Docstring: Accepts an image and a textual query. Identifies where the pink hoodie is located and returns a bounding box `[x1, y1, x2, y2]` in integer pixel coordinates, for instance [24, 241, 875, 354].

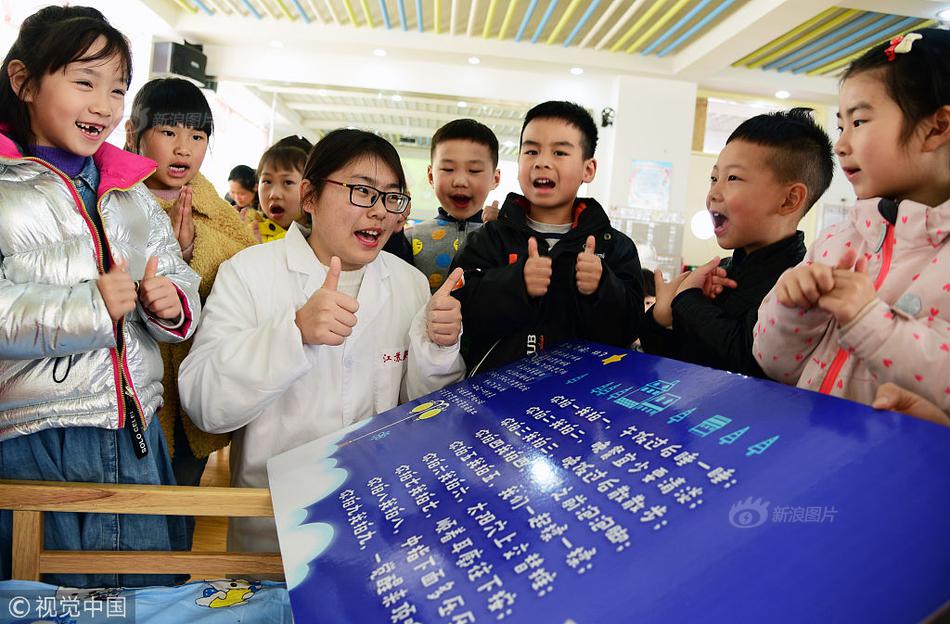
[754, 196, 950, 412]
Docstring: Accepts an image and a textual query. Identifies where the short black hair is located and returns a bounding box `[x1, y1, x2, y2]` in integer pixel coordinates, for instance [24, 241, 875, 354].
[273, 134, 314, 155]
[843, 28, 950, 143]
[521, 101, 598, 159]
[258, 144, 308, 177]
[302, 129, 407, 202]
[126, 77, 213, 152]
[641, 269, 656, 297]
[430, 119, 499, 167]
[726, 107, 833, 213]
[228, 165, 257, 190]
[0, 5, 132, 152]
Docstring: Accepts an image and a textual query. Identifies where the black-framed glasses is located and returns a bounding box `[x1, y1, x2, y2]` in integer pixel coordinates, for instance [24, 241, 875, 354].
[322, 179, 411, 214]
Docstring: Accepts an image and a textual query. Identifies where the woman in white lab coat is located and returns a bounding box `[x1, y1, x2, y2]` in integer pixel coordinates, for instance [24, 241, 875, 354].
[178, 129, 466, 552]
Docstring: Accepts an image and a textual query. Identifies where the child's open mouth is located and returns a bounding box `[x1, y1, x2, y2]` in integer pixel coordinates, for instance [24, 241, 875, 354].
[268, 206, 285, 219]
[168, 162, 191, 178]
[355, 228, 382, 248]
[533, 178, 556, 189]
[449, 194, 472, 210]
[842, 167, 860, 180]
[76, 122, 104, 139]
[710, 211, 728, 235]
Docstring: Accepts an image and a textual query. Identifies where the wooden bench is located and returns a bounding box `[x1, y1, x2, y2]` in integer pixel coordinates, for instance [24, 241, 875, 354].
[0, 480, 282, 580]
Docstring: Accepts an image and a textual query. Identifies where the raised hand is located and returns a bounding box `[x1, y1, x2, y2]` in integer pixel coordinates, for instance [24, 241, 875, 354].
[294, 256, 360, 346]
[170, 186, 195, 261]
[675, 257, 722, 296]
[427, 267, 464, 346]
[702, 265, 737, 300]
[575, 235, 603, 296]
[96, 257, 137, 322]
[819, 253, 874, 326]
[651, 269, 690, 328]
[776, 248, 856, 309]
[482, 199, 500, 223]
[524, 237, 552, 298]
[138, 256, 183, 320]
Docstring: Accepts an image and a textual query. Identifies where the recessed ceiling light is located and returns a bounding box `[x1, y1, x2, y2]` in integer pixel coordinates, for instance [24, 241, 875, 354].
[775, 90, 791, 99]
[457, 101, 468, 108]
[269, 40, 284, 49]
[468, 56, 480, 65]
[391, 94, 403, 102]
[374, 48, 387, 57]
[938, 8, 950, 20]
[570, 67, 584, 75]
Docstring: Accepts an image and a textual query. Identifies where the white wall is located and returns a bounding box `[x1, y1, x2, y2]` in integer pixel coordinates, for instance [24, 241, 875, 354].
[599, 75, 698, 214]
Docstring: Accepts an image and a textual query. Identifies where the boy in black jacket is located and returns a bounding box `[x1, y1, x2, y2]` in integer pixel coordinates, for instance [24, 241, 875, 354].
[640, 108, 834, 377]
[451, 101, 643, 374]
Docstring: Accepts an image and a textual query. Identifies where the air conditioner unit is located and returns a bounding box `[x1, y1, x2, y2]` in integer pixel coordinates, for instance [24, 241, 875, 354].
[151, 41, 209, 87]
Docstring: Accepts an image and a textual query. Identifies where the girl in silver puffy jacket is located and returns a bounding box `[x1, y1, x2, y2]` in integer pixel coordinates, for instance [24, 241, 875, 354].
[0, 6, 201, 587]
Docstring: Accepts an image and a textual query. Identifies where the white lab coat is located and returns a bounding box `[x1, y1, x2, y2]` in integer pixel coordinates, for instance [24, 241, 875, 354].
[178, 224, 465, 551]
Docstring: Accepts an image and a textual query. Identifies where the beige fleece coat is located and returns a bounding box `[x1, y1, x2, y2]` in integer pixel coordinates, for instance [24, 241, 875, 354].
[154, 172, 257, 458]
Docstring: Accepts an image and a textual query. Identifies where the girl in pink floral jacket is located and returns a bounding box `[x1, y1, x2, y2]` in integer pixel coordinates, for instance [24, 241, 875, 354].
[754, 28, 950, 414]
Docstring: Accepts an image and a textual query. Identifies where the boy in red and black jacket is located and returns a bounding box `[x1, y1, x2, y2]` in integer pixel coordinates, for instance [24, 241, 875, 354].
[451, 101, 643, 374]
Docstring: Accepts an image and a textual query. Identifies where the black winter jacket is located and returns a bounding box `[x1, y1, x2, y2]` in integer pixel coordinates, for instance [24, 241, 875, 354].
[450, 192, 643, 374]
[639, 231, 806, 377]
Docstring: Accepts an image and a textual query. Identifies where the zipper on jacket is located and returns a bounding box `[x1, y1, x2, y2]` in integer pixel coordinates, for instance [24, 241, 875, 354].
[27, 157, 148, 456]
[97, 189, 150, 459]
[819, 223, 896, 395]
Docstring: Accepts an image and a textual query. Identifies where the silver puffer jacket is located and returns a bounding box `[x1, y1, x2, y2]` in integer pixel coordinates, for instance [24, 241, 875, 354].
[0, 134, 201, 441]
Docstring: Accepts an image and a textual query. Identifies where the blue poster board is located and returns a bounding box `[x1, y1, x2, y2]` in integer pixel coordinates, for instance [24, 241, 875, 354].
[267, 342, 950, 623]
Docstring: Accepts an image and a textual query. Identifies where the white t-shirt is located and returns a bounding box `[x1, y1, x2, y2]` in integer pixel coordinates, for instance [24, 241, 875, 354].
[527, 216, 572, 249]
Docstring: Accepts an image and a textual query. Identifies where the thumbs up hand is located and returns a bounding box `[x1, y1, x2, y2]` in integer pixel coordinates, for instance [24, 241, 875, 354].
[138, 256, 183, 320]
[96, 257, 137, 322]
[427, 267, 464, 346]
[524, 237, 552, 298]
[295, 256, 360, 346]
[482, 200, 500, 223]
[575, 235, 602, 295]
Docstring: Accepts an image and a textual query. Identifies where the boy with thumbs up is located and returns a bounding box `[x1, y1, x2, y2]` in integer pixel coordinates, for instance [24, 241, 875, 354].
[639, 108, 834, 378]
[451, 101, 644, 374]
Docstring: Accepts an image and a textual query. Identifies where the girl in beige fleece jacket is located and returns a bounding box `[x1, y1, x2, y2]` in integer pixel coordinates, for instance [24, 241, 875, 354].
[126, 78, 256, 488]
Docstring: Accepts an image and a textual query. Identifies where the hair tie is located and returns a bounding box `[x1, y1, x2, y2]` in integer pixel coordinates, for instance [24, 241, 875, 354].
[885, 32, 923, 61]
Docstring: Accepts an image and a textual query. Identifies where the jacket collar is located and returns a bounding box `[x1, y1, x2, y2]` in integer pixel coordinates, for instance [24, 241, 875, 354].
[284, 222, 392, 291]
[0, 127, 155, 194]
[437, 206, 484, 224]
[284, 223, 392, 343]
[498, 192, 607, 233]
[731, 230, 806, 269]
[849, 196, 950, 249]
